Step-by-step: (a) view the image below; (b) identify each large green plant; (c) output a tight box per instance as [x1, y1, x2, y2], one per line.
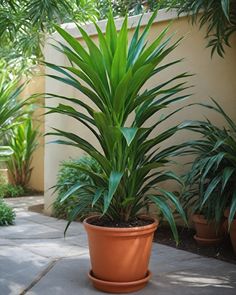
[46, 11, 190, 240]
[6, 117, 39, 188]
[183, 99, 236, 228]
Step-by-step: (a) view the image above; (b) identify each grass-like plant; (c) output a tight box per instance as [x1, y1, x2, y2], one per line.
[6, 117, 39, 188]
[46, 11, 190, 240]
[183, 99, 236, 228]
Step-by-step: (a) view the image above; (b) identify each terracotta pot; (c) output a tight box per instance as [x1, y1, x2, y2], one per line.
[84, 216, 158, 293]
[192, 214, 224, 246]
[224, 209, 236, 254]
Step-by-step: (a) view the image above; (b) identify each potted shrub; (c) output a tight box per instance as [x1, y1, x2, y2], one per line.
[182, 187, 225, 246]
[46, 11, 189, 293]
[183, 99, 236, 251]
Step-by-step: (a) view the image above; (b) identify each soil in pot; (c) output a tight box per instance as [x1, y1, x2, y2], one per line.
[84, 216, 158, 293]
[192, 214, 224, 246]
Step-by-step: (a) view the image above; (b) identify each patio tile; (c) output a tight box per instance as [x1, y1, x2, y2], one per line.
[18, 238, 89, 258]
[0, 221, 62, 239]
[0, 246, 50, 295]
[27, 252, 236, 295]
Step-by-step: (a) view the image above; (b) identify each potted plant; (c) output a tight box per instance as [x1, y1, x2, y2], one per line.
[183, 99, 236, 251]
[46, 11, 189, 293]
[182, 186, 225, 246]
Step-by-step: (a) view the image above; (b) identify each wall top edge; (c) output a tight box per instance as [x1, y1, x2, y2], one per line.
[54, 9, 187, 40]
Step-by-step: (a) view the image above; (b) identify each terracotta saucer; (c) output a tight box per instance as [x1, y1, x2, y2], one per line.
[88, 270, 151, 293]
[194, 234, 223, 246]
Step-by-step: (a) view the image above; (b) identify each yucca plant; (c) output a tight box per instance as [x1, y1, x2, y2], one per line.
[0, 69, 28, 161]
[183, 98, 236, 228]
[46, 11, 190, 241]
[6, 117, 39, 188]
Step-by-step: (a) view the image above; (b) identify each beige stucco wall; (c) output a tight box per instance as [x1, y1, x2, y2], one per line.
[44, 10, 236, 214]
[20, 68, 45, 191]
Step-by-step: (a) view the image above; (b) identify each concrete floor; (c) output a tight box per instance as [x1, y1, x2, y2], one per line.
[0, 197, 235, 295]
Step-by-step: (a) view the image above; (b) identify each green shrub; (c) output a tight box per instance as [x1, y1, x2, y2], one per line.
[0, 199, 15, 225]
[0, 184, 25, 198]
[53, 156, 102, 219]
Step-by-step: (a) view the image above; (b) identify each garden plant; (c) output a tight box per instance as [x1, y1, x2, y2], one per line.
[0, 199, 15, 225]
[0, 68, 28, 160]
[6, 117, 39, 188]
[182, 99, 236, 250]
[46, 10, 191, 292]
[47, 10, 190, 239]
[53, 156, 102, 219]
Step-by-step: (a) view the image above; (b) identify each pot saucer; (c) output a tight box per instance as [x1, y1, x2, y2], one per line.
[88, 270, 151, 293]
[194, 234, 223, 246]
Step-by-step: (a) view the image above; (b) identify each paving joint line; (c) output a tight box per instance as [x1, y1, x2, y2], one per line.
[19, 259, 59, 295]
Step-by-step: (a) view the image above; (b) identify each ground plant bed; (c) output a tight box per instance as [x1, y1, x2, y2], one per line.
[154, 226, 236, 265]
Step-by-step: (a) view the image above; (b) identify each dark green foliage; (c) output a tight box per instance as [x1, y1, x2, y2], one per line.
[183, 98, 236, 228]
[47, 12, 190, 241]
[172, 0, 236, 57]
[0, 0, 98, 68]
[53, 156, 102, 219]
[97, 0, 168, 19]
[0, 199, 15, 225]
[0, 184, 25, 198]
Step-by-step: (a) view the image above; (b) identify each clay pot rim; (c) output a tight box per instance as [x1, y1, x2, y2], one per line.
[192, 214, 217, 225]
[192, 214, 208, 224]
[88, 269, 151, 286]
[193, 234, 223, 243]
[83, 215, 159, 233]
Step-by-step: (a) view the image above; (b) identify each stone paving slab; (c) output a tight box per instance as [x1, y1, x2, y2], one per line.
[1, 197, 236, 295]
[28, 251, 236, 295]
[0, 246, 50, 295]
